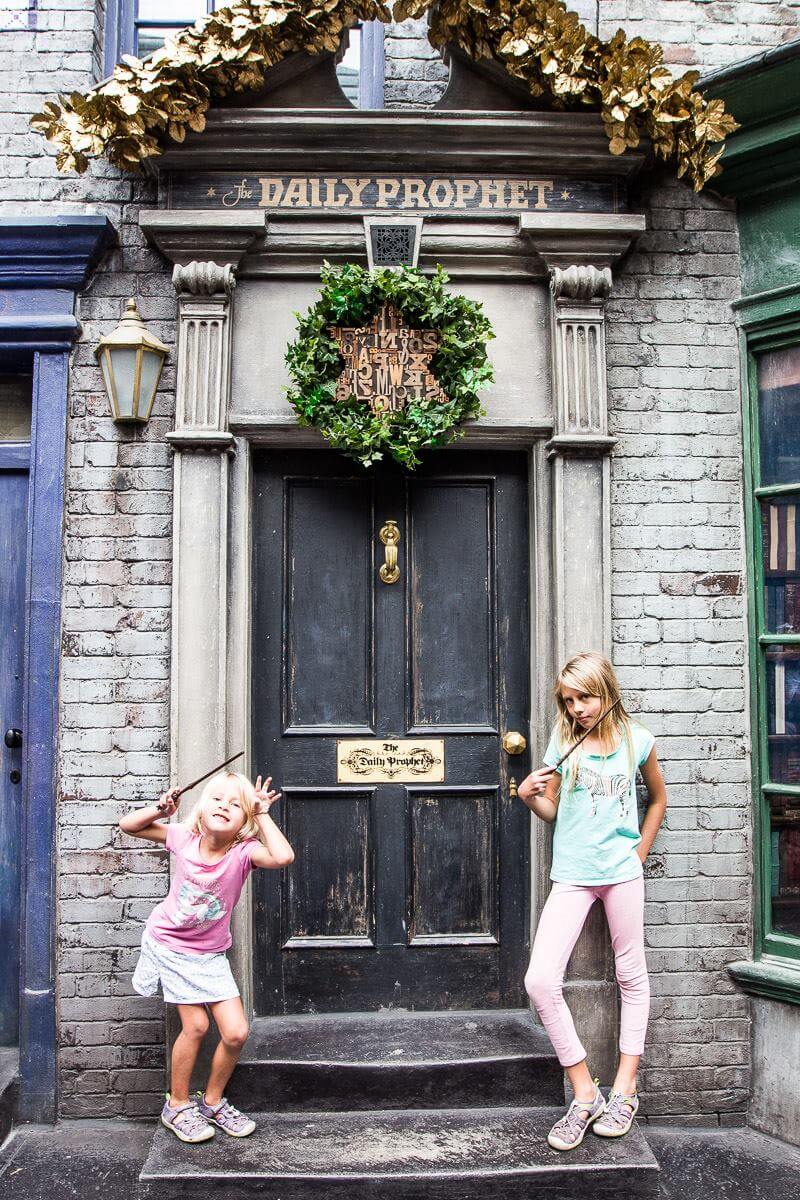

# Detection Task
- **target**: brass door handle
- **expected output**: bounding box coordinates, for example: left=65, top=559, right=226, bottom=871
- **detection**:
left=379, top=520, right=401, bottom=585
left=502, top=731, right=527, bottom=755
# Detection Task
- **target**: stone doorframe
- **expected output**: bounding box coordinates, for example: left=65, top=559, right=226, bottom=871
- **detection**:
left=140, top=203, right=644, bottom=1076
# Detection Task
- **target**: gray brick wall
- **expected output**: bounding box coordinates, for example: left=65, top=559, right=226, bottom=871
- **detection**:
left=0, top=0, right=777, bottom=1121
left=609, top=174, right=751, bottom=1118
left=383, top=2, right=800, bottom=104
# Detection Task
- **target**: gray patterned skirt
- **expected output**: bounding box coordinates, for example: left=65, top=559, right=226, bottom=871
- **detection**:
left=132, top=931, right=240, bottom=1005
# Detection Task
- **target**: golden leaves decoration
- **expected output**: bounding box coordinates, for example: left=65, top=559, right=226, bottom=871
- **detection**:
left=31, top=0, right=735, bottom=190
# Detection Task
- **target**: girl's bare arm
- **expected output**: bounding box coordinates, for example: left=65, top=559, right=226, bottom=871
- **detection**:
left=636, top=748, right=667, bottom=861
left=249, top=775, right=295, bottom=869
left=119, top=788, right=180, bottom=844
left=517, top=767, right=561, bottom=823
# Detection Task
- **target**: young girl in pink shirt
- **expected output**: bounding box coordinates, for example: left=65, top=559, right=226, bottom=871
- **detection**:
left=120, top=770, right=294, bottom=1144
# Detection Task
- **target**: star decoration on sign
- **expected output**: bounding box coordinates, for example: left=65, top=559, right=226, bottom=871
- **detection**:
left=329, top=303, right=449, bottom=415
left=206, top=187, right=216, bottom=197
left=561, top=189, right=571, bottom=200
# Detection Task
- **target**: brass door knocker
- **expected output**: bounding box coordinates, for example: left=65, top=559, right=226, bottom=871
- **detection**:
left=379, top=520, right=401, bottom=584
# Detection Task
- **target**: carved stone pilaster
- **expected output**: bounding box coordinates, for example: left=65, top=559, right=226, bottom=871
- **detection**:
left=547, top=263, right=616, bottom=459
left=167, top=261, right=237, bottom=454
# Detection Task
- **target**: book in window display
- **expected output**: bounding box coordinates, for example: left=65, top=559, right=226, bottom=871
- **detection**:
left=767, top=647, right=800, bottom=783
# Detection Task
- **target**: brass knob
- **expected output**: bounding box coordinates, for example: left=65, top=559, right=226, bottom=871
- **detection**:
left=502, top=731, right=527, bottom=755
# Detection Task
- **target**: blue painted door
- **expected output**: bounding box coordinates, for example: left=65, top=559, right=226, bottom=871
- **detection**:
left=0, top=455, right=28, bottom=1044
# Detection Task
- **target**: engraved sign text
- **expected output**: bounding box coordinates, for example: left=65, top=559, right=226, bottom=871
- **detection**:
left=337, top=739, right=445, bottom=784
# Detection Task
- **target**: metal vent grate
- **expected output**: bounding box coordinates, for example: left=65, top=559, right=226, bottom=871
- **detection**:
left=370, top=223, right=416, bottom=266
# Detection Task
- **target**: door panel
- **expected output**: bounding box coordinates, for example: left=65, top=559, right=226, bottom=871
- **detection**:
left=284, top=478, right=374, bottom=732
left=0, top=464, right=28, bottom=1044
left=253, top=451, right=530, bottom=1014
left=409, top=787, right=497, bottom=944
left=409, top=482, right=495, bottom=730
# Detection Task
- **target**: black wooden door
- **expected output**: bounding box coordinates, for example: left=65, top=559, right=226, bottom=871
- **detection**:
left=252, top=450, right=530, bottom=1013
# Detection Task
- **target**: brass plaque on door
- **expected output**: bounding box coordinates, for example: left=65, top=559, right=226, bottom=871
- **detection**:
left=337, top=739, right=445, bottom=784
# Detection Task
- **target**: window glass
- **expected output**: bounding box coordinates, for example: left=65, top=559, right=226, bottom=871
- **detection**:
left=761, top=496, right=800, bottom=633
left=336, top=25, right=361, bottom=105
left=0, top=376, right=32, bottom=441
left=757, top=345, right=800, bottom=487
left=765, top=644, right=800, bottom=784
left=135, top=0, right=209, bottom=56
left=769, top=796, right=800, bottom=938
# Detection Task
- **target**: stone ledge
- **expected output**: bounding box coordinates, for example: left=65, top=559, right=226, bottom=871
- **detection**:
left=728, top=958, right=800, bottom=1007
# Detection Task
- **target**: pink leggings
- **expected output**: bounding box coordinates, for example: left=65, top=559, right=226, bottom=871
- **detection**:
left=524, top=875, right=650, bottom=1068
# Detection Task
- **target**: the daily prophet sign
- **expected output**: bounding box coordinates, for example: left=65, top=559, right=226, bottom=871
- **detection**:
left=168, top=174, right=621, bottom=213
left=337, top=739, right=446, bottom=784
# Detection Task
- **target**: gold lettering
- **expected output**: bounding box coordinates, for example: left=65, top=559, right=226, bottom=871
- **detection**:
left=429, top=178, right=455, bottom=208
left=376, top=178, right=400, bottom=207
left=323, top=178, right=346, bottom=208
left=258, top=178, right=284, bottom=207
left=402, top=178, right=430, bottom=209
left=308, top=178, right=322, bottom=207
left=529, top=179, right=554, bottom=210
left=283, top=178, right=309, bottom=207
left=507, top=180, right=527, bottom=209
left=343, top=177, right=371, bottom=206
left=478, top=179, right=507, bottom=209
left=454, top=179, right=478, bottom=208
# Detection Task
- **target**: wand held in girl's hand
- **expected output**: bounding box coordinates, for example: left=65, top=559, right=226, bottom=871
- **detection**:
left=549, top=698, right=622, bottom=772
left=154, top=750, right=245, bottom=812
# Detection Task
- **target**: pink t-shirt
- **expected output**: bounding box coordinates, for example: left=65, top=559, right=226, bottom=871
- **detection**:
left=146, top=824, right=258, bottom=954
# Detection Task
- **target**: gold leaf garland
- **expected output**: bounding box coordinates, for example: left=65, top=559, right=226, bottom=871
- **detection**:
left=31, top=0, right=736, bottom=190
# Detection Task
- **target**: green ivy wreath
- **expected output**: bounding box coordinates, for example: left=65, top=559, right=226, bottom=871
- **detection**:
left=285, top=262, right=495, bottom=469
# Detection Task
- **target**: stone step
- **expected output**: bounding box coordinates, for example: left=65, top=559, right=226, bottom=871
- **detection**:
left=227, top=1009, right=564, bottom=1111
left=139, top=1105, right=660, bottom=1200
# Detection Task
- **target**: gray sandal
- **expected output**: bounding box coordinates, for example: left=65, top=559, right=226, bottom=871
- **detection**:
left=547, top=1085, right=606, bottom=1151
left=593, top=1090, right=639, bottom=1137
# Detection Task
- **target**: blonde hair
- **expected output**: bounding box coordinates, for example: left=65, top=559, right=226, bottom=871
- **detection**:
left=552, top=651, right=636, bottom=791
left=183, top=770, right=263, bottom=845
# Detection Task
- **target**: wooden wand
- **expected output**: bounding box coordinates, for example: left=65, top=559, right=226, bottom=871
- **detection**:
left=549, top=698, right=622, bottom=771
left=155, top=750, right=245, bottom=811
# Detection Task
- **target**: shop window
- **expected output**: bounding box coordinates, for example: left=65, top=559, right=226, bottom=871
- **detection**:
left=104, top=2, right=384, bottom=107
left=751, top=341, right=800, bottom=956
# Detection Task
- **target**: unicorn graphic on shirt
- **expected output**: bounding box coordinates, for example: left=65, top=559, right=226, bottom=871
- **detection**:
left=170, top=880, right=226, bottom=928
left=575, top=766, right=632, bottom=818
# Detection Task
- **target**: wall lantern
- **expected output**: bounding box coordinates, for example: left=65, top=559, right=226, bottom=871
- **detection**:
left=95, top=298, right=168, bottom=423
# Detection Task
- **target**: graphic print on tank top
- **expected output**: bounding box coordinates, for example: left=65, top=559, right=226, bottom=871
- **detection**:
left=170, top=879, right=227, bottom=928
left=575, top=765, right=632, bottom=818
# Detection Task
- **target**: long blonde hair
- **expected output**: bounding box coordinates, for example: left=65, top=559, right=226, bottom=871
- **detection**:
left=183, top=770, right=263, bottom=845
left=552, top=651, right=635, bottom=791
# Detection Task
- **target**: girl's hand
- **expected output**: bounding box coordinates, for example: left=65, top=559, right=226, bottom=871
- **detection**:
left=254, top=774, right=282, bottom=815
left=155, top=787, right=180, bottom=816
left=517, top=767, right=555, bottom=802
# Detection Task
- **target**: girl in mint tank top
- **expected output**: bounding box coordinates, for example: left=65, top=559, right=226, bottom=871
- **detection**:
left=517, top=651, right=667, bottom=1152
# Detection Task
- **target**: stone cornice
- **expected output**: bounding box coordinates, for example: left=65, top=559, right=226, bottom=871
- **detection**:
left=153, top=109, right=648, bottom=181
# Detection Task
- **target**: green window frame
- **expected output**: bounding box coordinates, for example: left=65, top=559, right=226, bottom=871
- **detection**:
left=736, top=283, right=800, bottom=1002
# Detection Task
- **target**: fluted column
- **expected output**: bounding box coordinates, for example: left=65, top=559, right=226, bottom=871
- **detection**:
left=168, top=260, right=236, bottom=802
left=167, top=259, right=252, bottom=1040
left=546, top=262, right=619, bottom=1084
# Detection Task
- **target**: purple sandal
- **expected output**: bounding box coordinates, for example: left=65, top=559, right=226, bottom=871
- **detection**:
left=197, top=1093, right=256, bottom=1137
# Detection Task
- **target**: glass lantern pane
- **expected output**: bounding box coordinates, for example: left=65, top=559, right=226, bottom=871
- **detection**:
left=761, top=495, right=800, bottom=633
left=757, top=345, right=800, bottom=487
left=108, top=348, right=139, bottom=420
left=768, top=794, right=800, bottom=938
left=136, top=348, right=164, bottom=420
left=0, top=376, right=32, bottom=440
